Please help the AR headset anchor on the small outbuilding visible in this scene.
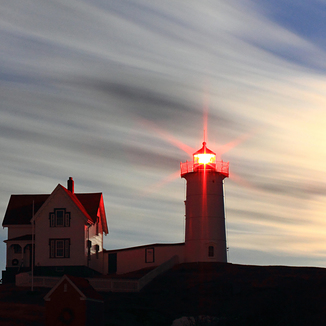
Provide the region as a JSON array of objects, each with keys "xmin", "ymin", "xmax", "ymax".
[{"xmin": 44, "ymin": 274, "xmax": 104, "ymax": 326}]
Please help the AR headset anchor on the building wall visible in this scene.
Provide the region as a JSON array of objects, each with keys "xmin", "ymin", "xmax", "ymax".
[
  {"xmin": 183, "ymin": 171, "xmax": 227, "ymax": 263},
  {"xmin": 34, "ymin": 190, "xmax": 87, "ymax": 267},
  {"xmin": 104, "ymin": 244, "xmax": 185, "ymax": 275},
  {"xmin": 45, "ymin": 280, "xmax": 86, "ymax": 326},
  {"xmin": 87, "ymin": 216, "xmax": 104, "ymax": 273}
]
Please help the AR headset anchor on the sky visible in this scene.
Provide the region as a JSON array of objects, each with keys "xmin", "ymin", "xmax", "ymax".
[{"xmin": 1, "ymin": 0, "xmax": 326, "ymax": 271}]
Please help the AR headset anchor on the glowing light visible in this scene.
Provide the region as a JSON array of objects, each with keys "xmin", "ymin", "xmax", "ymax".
[
  {"xmin": 181, "ymin": 141, "xmax": 229, "ymax": 177},
  {"xmin": 194, "ymin": 153, "xmax": 216, "ymax": 165},
  {"xmin": 193, "ymin": 141, "xmax": 216, "ymax": 168}
]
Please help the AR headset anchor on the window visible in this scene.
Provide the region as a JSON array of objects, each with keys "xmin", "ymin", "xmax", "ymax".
[
  {"xmin": 95, "ymin": 244, "xmax": 99, "ymax": 259},
  {"xmin": 208, "ymin": 246, "xmax": 214, "ymax": 257},
  {"xmin": 49, "ymin": 239, "xmax": 70, "ymax": 258},
  {"xmin": 145, "ymin": 248, "xmax": 154, "ymax": 263},
  {"xmin": 56, "ymin": 240, "xmax": 64, "ymax": 257},
  {"xmin": 49, "ymin": 209, "xmax": 71, "ymax": 227}
]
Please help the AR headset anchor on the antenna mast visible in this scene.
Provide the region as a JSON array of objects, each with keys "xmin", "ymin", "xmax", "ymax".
[{"xmin": 31, "ymin": 200, "xmax": 34, "ymax": 292}]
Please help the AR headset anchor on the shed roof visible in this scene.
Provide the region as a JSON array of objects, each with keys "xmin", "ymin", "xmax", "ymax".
[
  {"xmin": 44, "ymin": 274, "xmax": 103, "ymax": 302},
  {"xmin": 4, "ymin": 234, "xmax": 34, "ymax": 242},
  {"xmin": 104, "ymin": 242, "xmax": 185, "ymax": 253}
]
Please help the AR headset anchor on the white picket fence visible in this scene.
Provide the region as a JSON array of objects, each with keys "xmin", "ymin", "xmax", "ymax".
[{"xmin": 16, "ymin": 255, "xmax": 178, "ymax": 292}]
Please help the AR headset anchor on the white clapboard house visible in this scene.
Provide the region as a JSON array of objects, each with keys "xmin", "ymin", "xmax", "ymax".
[{"xmin": 2, "ymin": 178, "xmax": 108, "ymax": 283}]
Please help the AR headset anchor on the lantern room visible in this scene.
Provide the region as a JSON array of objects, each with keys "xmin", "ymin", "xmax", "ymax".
[
  {"xmin": 193, "ymin": 141, "xmax": 216, "ymax": 171},
  {"xmin": 180, "ymin": 142, "xmax": 229, "ymax": 177}
]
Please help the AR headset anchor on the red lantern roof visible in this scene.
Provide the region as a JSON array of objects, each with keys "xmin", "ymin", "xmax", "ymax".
[
  {"xmin": 180, "ymin": 141, "xmax": 229, "ymax": 177},
  {"xmin": 193, "ymin": 142, "xmax": 215, "ymax": 156}
]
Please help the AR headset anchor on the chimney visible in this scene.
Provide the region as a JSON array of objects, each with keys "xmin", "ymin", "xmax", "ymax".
[{"xmin": 67, "ymin": 177, "xmax": 74, "ymax": 194}]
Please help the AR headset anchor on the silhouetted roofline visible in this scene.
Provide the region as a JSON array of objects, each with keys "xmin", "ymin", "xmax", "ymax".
[
  {"xmin": 44, "ymin": 274, "xmax": 103, "ymax": 302},
  {"xmin": 4, "ymin": 234, "xmax": 34, "ymax": 242},
  {"xmin": 2, "ymin": 189, "xmax": 105, "ymax": 228},
  {"xmin": 104, "ymin": 242, "xmax": 185, "ymax": 253}
]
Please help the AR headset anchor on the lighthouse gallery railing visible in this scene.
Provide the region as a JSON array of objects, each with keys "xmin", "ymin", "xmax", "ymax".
[{"xmin": 180, "ymin": 161, "xmax": 229, "ymax": 177}]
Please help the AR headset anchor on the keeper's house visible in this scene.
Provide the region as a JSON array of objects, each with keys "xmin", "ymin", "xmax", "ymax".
[{"xmin": 2, "ymin": 178, "xmax": 108, "ymax": 283}]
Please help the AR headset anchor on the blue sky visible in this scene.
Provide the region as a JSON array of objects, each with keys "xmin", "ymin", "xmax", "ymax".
[{"xmin": 1, "ymin": 0, "xmax": 326, "ymax": 271}]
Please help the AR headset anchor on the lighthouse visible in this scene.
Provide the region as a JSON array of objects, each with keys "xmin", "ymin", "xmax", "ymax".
[{"xmin": 180, "ymin": 142, "xmax": 229, "ymax": 263}]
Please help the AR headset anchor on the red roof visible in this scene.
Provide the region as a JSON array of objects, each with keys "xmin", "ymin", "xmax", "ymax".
[
  {"xmin": 2, "ymin": 187, "xmax": 105, "ymax": 229},
  {"xmin": 193, "ymin": 142, "xmax": 216, "ymax": 156},
  {"xmin": 64, "ymin": 275, "xmax": 103, "ymax": 301},
  {"xmin": 59, "ymin": 185, "xmax": 93, "ymax": 224},
  {"xmin": 2, "ymin": 194, "xmax": 49, "ymax": 226},
  {"xmin": 44, "ymin": 274, "xmax": 103, "ymax": 302}
]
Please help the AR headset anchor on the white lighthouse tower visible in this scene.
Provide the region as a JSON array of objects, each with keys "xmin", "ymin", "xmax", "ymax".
[{"xmin": 180, "ymin": 141, "xmax": 229, "ymax": 263}]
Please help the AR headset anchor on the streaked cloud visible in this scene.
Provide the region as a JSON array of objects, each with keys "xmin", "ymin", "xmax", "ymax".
[{"xmin": 1, "ymin": 0, "xmax": 326, "ymax": 269}]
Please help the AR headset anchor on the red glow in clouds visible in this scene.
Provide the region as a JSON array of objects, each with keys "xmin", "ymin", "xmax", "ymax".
[
  {"xmin": 203, "ymin": 93, "xmax": 209, "ymax": 144},
  {"xmin": 138, "ymin": 118, "xmax": 194, "ymax": 157},
  {"xmin": 140, "ymin": 170, "xmax": 181, "ymax": 198},
  {"xmin": 138, "ymin": 118, "xmax": 258, "ymax": 195},
  {"xmin": 215, "ymin": 128, "xmax": 260, "ymax": 159}
]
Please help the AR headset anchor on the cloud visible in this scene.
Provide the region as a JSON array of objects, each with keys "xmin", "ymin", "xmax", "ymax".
[
  {"xmin": 1, "ymin": 0, "xmax": 326, "ymax": 271},
  {"xmin": 228, "ymin": 208, "xmax": 308, "ymax": 226}
]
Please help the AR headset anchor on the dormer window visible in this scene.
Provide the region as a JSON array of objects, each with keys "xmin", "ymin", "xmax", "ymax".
[
  {"xmin": 49, "ymin": 208, "xmax": 71, "ymax": 227},
  {"xmin": 56, "ymin": 210, "xmax": 64, "ymax": 226}
]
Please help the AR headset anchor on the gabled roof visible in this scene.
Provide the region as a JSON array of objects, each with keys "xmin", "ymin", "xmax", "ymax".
[
  {"xmin": 2, "ymin": 185, "xmax": 107, "ymax": 234},
  {"xmin": 77, "ymin": 192, "xmax": 108, "ymax": 235},
  {"xmin": 76, "ymin": 193, "xmax": 102, "ymax": 220},
  {"xmin": 193, "ymin": 141, "xmax": 216, "ymax": 156},
  {"xmin": 2, "ymin": 194, "xmax": 49, "ymax": 226},
  {"xmin": 59, "ymin": 185, "xmax": 93, "ymax": 224},
  {"xmin": 44, "ymin": 274, "xmax": 103, "ymax": 302}
]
